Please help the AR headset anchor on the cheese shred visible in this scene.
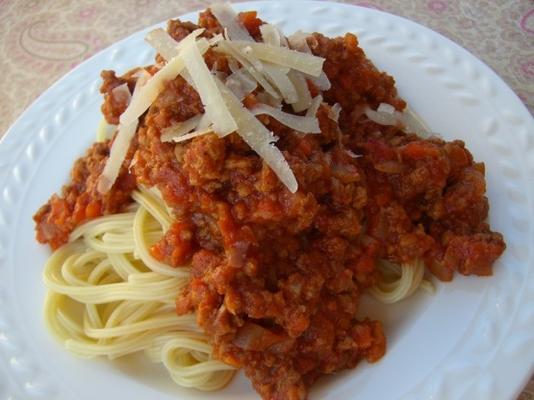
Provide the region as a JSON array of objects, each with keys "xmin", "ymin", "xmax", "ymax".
[
  {"xmin": 180, "ymin": 40, "xmax": 237, "ymax": 136},
  {"xmin": 215, "ymin": 78, "xmax": 298, "ymax": 193},
  {"xmin": 97, "ymin": 3, "xmax": 340, "ymax": 194}
]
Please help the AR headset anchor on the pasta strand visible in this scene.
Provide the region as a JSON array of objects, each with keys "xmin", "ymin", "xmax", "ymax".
[{"xmin": 43, "ymin": 188, "xmax": 235, "ymax": 391}]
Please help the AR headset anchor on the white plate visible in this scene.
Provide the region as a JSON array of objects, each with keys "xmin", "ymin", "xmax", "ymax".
[{"xmin": 0, "ymin": 1, "xmax": 533, "ymax": 399}]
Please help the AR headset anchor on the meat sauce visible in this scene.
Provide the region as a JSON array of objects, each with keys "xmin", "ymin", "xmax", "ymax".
[{"xmin": 34, "ymin": 9, "xmax": 505, "ymax": 400}]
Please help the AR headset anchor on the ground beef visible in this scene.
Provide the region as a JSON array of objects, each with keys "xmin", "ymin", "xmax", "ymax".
[
  {"xmin": 307, "ymin": 32, "xmax": 406, "ymax": 123},
  {"xmin": 33, "ymin": 140, "xmax": 136, "ymax": 249},
  {"xmin": 348, "ymin": 125, "xmax": 505, "ymax": 281},
  {"xmin": 100, "ymin": 69, "xmax": 140, "ymax": 124}
]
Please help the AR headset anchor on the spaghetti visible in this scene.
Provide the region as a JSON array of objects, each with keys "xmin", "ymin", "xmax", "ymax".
[
  {"xmin": 43, "ymin": 188, "xmax": 235, "ymax": 391},
  {"xmin": 370, "ymin": 260, "xmax": 435, "ymax": 304}
]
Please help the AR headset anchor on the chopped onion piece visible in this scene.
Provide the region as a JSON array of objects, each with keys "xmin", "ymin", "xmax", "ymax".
[
  {"xmin": 215, "ymin": 77, "xmax": 298, "ymax": 193},
  {"xmin": 132, "ymin": 68, "xmax": 150, "ymax": 79},
  {"xmin": 119, "ymin": 39, "xmax": 209, "ymax": 126},
  {"xmin": 210, "ymin": 3, "xmax": 253, "ymax": 41},
  {"xmin": 216, "ymin": 40, "xmax": 280, "ymax": 99},
  {"xmin": 306, "ymin": 95, "xmax": 323, "ymax": 118},
  {"xmin": 252, "ymin": 103, "xmax": 320, "ymax": 134},
  {"xmin": 161, "ymin": 114, "xmax": 204, "ymax": 142},
  {"xmin": 111, "ymin": 83, "xmax": 131, "ymax": 107},
  {"xmin": 288, "ymin": 70, "xmax": 312, "ymax": 112},
  {"xmin": 377, "ymin": 102, "xmax": 395, "ymax": 114},
  {"xmin": 262, "ymin": 62, "xmax": 298, "ymax": 104},
  {"xmin": 226, "ymin": 67, "xmax": 257, "ymax": 100},
  {"xmin": 231, "ymin": 40, "xmax": 325, "ymax": 77},
  {"xmin": 145, "ymin": 28, "xmax": 204, "ymax": 60},
  {"xmin": 97, "ymin": 120, "xmax": 137, "ymax": 194},
  {"xmin": 346, "ymin": 149, "xmax": 363, "ymax": 158},
  {"xmin": 180, "ymin": 39, "xmax": 237, "ymax": 136},
  {"xmin": 233, "ymin": 322, "xmax": 288, "ymax": 351},
  {"xmin": 168, "ymin": 127, "xmax": 213, "ymax": 143},
  {"xmin": 328, "ymin": 103, "xmax": 342, "ymax": 122}
]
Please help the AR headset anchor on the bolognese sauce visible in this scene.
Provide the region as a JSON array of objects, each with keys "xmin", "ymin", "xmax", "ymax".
[{"xmin": 34, "ymin": 8, "xmax": 505, "ymax": 400}]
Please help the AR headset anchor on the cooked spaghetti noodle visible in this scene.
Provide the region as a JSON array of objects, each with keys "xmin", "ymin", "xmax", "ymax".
[
  {"xmin": 370, "ymin": 260, "xmax": 435, "ymax": 304},
  {"xmin": 43, "ymin": 188, "xmax": 235, "ymax": 391}
]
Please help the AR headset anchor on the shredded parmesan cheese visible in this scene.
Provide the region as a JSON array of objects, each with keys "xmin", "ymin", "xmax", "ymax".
[
  {"xmin": 229, "ymin": 41, "xmax": 298, "ymax": 104},
  {"xmin": 256, "ymin": 91, "xmax": 283, "ymax": 109},
  {"xmin": 99, "ymin": 2, "xmax": 338, "ymax": 195},
  {"xmin": 260, "ymin": 24, "xmax": 286, "ymax": 46},
  {"xmin": 365, "ymin": 103, "xmax": 430, "ymax": 137},
  {"xmin": 262, "ymin": 62, "xmax": 298, "ymax": 104},
  {"xmin": 167, "ymin": 127, "xmax": 214, "ymax": 143},
  {"xmin": 160, "ymin": 114, "xmax": 204, "ymax": 142},
  {"xmin": 215, "ymin": 77, "xmax": 298, "ymax": 193},
  {"xmin": 97, "ymin": 71, "xmax": 153, "ymax": 194},
  {"xmin": 180, "ymin": 39, "xmax": 237, "ymax": 136},
  {"xmin": 119, "ymin": 39, "xmax": 209, "ymax": 127},
  {"xmin": 181, "ymin": 69, "xmax": 195, "ymax": 87},
  {"xmin": 405, "ymin": 106, "xmax": 432, "ymax": 137},
  {"xmin": 287, "ymin": 70, "xmax": 312, "ymax": 112},
  {"xmin": 231, "ymin": 40, "xmax": 325, "ymax": 77},
  {"xmin": 311, "ymin": 71, "xmax": 332, "ymax": 91},
  {"xmin": 216, "ymin": 40, "xmax": 280, "ymax": 99},
  {"xmin": 377, "ymin": 103, "xmax": 395, "ymax": 114},
  {"xmin": 197, "ymin": 113, "xmax": 211, "ymax": 131},
  {"xmin": 99, "ymin": 28, "xmax": 213, "ymax": 194},
  {"xmin": 287, "ymin": 31, "xmax": 331, "ymax": 90},
  {"xmin": 97, "ymin": 120, "xmax": 138, "ymax": 194},
  {"xmin": 119, "ymin": 58, "xmax": 184, "ymax": 126},
  {"xmin": 306, "ymin": 95, "xmax": 323, "ymax": 118},
  {"xmin": 210, "ymin": 3, "xmax": 254, "ymax": 41},
  {"xmin": 226, "ymin": 67, "xmax": 257, "ymax": 100},
  {"xmin": 227, "ymin": 57, "xmax": 240, "ymax": 74},
  {"xmin": 252, "ymin": 103, "xmax": 320, "ymax": 134},
  {"xmin": 95, "ymin": 119, "xmax": 116, "ymax": 143},
  {"xmin": 365, "ymin": 108, "xmax": 399, "ymax": 126},
  {"xmin": 145, "ymin": 28, "xmax": 205, "ymax": 60},
  {"xmin": 208, "ymin": 33, "xmax": 224, "ymax": 46}
]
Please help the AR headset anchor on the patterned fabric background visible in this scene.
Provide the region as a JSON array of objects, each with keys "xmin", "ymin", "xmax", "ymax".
[{"xmin": 0, "ymin": 0, "xmax": 532, "ymax": 397}]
